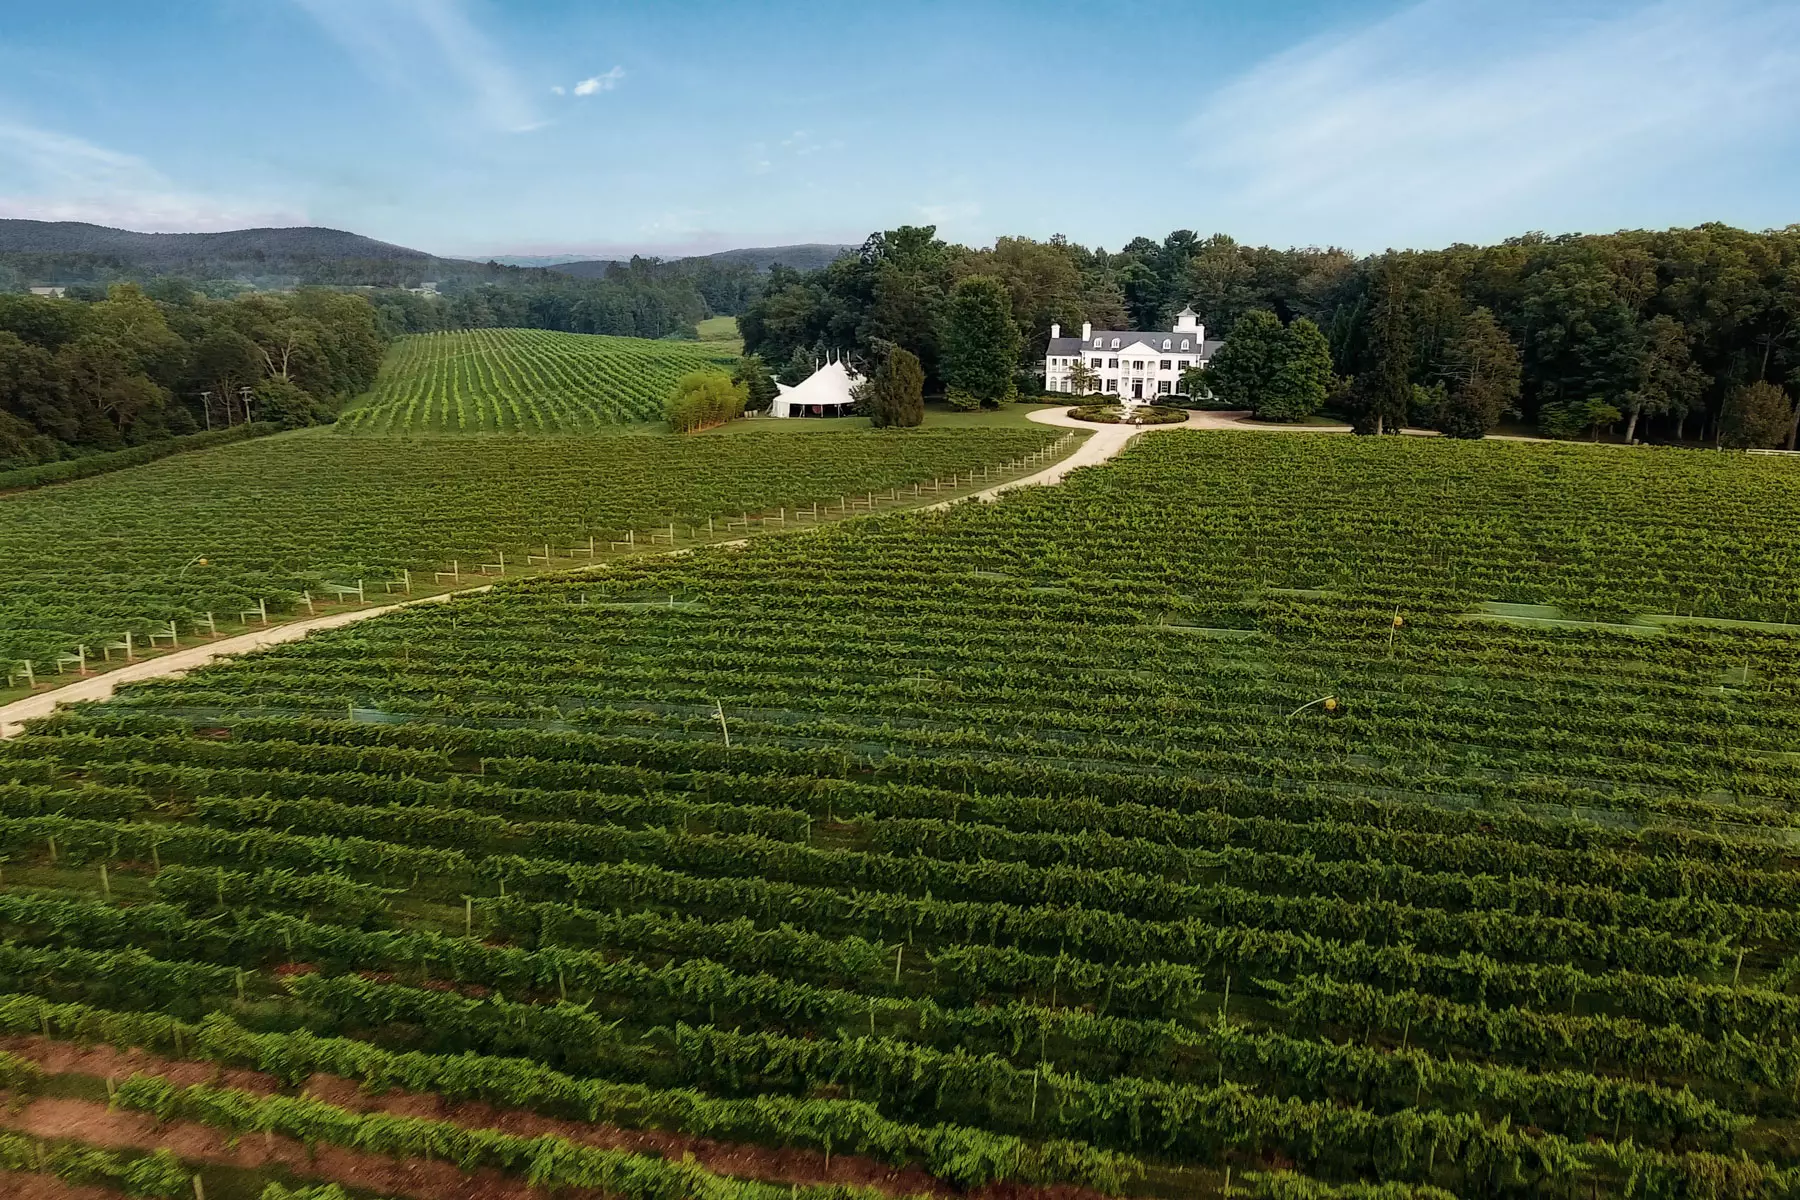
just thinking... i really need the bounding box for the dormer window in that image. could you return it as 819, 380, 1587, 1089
1092, 337, 1102, 348
1180, 340, 1190, 350
1162, 339, 1171, 349
1110, 337, 1120, 349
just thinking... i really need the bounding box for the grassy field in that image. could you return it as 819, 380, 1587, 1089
5, 431, 1800, 1198
696, 313, 745, 355
337, 328, 737, 434
0, 426, 1069, 694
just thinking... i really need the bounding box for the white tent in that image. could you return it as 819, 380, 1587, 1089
769, 358, 861, 418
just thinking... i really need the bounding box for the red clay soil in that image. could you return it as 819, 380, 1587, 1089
0, 1094, 606, 1200
0, 1169, 122, 1200
0, 1037, 1110, 1200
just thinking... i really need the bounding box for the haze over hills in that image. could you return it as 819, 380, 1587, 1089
548, 244, 854, 277
0, 220, 851, 284
0, 220, 434, 265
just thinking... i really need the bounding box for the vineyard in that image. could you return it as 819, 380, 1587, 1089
336, 328, 739, 434
0, 427, 1066, 681
3, 432, 1800, 1198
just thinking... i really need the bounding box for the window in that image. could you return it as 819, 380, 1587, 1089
1158, 380, 1172, 395
1180, 340, 1190, 350
1104, 378, 1118, 393
1108, 358, 1118, 368
1110, 337, 1120, 349
1090, 357, 1101, 368
1132, 360, 1143, 370
1162, 339, 1172, 350
1178, 359, 1190, 369
1093, 337, 1102, 348
1160, 360, 1172, 371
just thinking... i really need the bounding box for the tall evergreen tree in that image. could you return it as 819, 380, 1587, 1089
1720, 380, 1793, 449
731, 354, 780, 412
940, 276, 1021, 409
1352, 267, 1413, 435
857, 346, 925, 428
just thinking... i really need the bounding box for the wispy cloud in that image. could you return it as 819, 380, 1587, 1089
291, 0, 542, 133
1188, 0, 1800, 249
916, 200, 981, 228
0, 119, 303, 231
571, 67, 625, 96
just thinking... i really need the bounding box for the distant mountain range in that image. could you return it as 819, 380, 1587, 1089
547, 244, 854, 276
0, 220, 852, 283
0, 220, 433, 265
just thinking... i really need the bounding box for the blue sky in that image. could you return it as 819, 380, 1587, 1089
1, 0, 1797, 258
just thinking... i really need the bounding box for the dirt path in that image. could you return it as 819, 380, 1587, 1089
940, 407, 1198, 507
1, 437, 1094, 740
0, 1037, 1102, 1200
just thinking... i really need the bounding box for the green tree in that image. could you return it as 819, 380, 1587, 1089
1350, 266, 1412, 435
252, 376, 329, 429
665, 370, 747, 433
1538, 397, 1624, 441
1258, 317, 1333, 422
1068, 360, 1100, 396
857, 346, 925, 428
1199, 308, 1282, 411
1621, 315, 1704, 444
941, 275, 1021, 409
1719, 380, 1793, 449
1434, 307, 1522, 439
732, 354, 779, 411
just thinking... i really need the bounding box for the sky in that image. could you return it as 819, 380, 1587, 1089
0, 0, 1797, 259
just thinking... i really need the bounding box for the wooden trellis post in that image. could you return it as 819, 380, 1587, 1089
54, 646, 88, 676
608, 530, 635, 551
195, 613, 218, 637
385, 569, 412, 594
527, 545, 553, 565
238, 600, 268, 627
478, 552, 506, 576
147, 620, 179, 649
6, 661, 33, 689
435, 561, 462, 584
564, 537, 596, 558
103, 631, 135, 661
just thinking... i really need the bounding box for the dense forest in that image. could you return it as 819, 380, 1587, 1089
366, 256, 765, 340
0, 283, 383, 468
742, 223, 1800, 443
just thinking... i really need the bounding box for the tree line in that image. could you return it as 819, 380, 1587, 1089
365, 255, 764, 342
740, 223, 1800, 443
0, 283, 383, 468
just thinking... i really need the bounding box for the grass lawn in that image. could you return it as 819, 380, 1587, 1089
695, 315, 744, 355
699, 400, 1066, 435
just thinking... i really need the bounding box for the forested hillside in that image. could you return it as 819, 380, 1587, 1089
744, 223, 1800, 444
0, 284, 383, 468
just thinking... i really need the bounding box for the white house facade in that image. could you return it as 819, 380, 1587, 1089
1043, 307, 1224, 401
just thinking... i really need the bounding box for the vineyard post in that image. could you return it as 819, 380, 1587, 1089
99, 862, 110, 897
714, 701, 731, 748
302, 591, 315, 616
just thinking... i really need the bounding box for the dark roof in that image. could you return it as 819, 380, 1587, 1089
1047, 331, 1216, 356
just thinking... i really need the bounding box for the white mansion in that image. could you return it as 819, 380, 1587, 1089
1043, 307, 1223, 400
